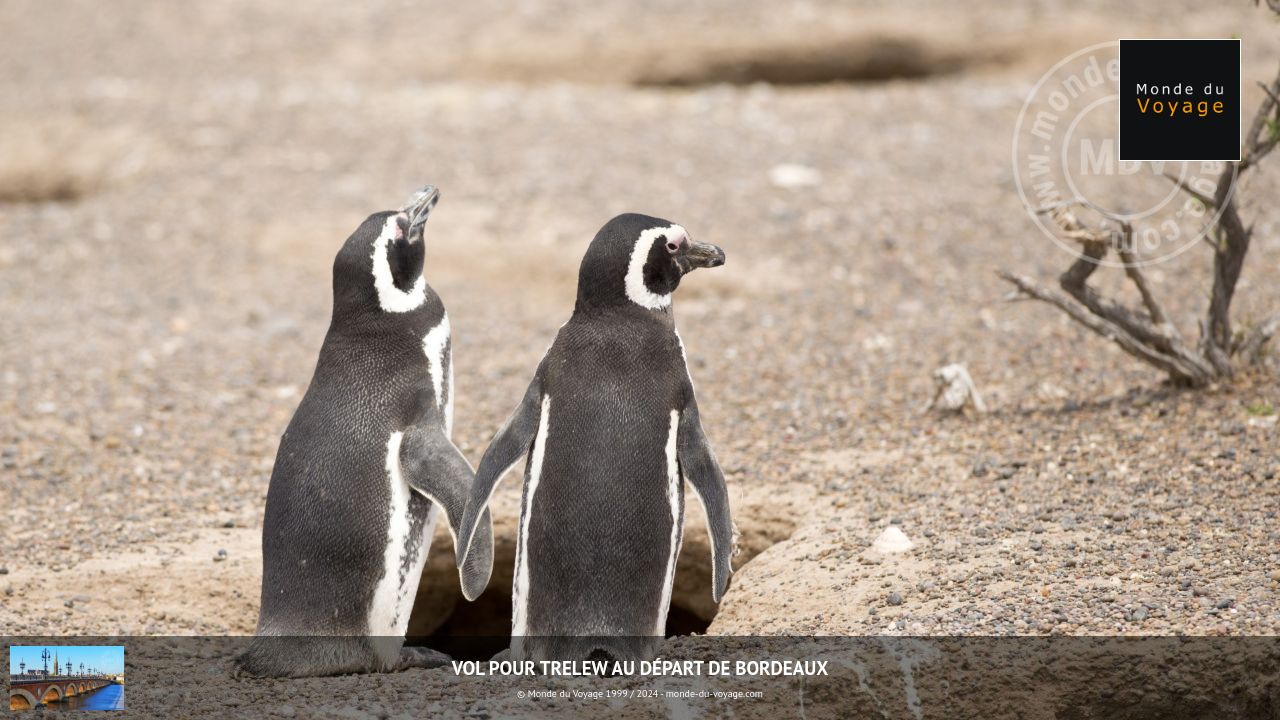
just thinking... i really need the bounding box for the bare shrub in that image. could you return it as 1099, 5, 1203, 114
1000, 60, 1280, 387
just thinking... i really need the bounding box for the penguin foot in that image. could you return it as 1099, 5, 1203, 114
395, 646, 452, 671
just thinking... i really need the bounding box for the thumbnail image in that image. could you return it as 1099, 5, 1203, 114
8, 646, 125, 712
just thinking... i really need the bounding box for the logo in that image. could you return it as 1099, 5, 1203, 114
1012, 42, 1239, 267
1120, 39, 1241, 161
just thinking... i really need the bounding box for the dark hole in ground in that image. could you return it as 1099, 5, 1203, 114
415, 584, 713, 661
634, 36, 1016, 87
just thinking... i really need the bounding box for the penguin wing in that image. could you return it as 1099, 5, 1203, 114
399, 426, 494, 601
455, 371, 543, 569
678, 393, 735, 603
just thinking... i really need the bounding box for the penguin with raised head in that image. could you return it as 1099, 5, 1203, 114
455, 213, 734, 663
235, 186, 494, 678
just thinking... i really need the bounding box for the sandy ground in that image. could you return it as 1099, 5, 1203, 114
3, 0, 1280, 715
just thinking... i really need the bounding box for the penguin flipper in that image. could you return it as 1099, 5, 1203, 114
399, 427, 495, 601
677, 395, 735, 603
456, 373, 543, 568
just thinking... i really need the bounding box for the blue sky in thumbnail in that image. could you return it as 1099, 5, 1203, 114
9, 646, 124, 675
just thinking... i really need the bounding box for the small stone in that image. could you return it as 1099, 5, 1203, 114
887, 592, 903, 606
1215, 598, 1235, 610
214, 549, 228, 562
1192, 586, 1210, 597
768, 163, 823, 189
0, 566, 8, 575
928, 364, 985, 414
872, 526, 915, 554
1128, 607, 1149, 621
1269, 570, 1280, 582
277, 705, 296, 718
222, 520, 236, 528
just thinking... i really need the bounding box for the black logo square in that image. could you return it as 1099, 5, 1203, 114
1119, 39, 1240, 161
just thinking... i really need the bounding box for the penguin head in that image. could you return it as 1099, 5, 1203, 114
331, 186, 440, 315
575, 213, 726, 312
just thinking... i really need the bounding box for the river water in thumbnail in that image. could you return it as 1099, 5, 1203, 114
55, 684, 125, 711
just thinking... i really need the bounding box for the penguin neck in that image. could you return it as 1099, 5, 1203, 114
573, 296, 676, 327
329, 288, 443, 343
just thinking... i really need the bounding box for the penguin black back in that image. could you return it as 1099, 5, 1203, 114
237, 187, 494, 678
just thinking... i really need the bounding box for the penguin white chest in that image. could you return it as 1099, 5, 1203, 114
368, 431, 438, 638
421, 313, 453, 435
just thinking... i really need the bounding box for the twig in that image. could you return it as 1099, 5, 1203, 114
1237, 313, 1280, 361
1115, 233, 1174, 335
1034, 198, 1130, 225
1241, 63, 1280, 171
1160, 172, 1216, 209
1259, 79, 1280, 109
998, 271, 1213, 385
1054, 240, 1186, 354
1204, 62, 1280, 370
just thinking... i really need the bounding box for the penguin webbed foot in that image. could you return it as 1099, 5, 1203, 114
395, 645, 453, 671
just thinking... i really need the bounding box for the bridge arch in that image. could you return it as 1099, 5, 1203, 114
41, 684, 63, 703
64, 682, 78, 697
10, 689, 38, 711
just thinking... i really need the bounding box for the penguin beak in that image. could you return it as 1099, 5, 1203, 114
681, 242, 726, 273
399, 185, 440, 243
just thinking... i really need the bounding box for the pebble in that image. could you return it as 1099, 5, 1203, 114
1215, 598, 1235, 610
214, 549, 228, 562
887, 592, 903, 606
768, 163, 822, 189
0, 566, 7, 574
1270, 570, 1280, 582
871, 526, 915, 554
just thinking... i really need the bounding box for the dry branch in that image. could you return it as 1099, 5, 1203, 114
1000, 51, 1280, 386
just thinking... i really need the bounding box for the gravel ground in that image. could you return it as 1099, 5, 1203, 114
2, 0, 1279, 714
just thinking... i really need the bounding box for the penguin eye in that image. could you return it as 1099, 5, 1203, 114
662, 236, 680, 253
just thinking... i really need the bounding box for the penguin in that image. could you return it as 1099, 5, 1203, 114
455, 213, 734, 663
234, 186, 494, 678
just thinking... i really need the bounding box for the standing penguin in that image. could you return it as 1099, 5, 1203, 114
456, 213, 734, 663
235, 187, 494, 678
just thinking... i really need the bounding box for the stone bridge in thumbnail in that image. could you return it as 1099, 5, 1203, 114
9, 676, 117, 710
